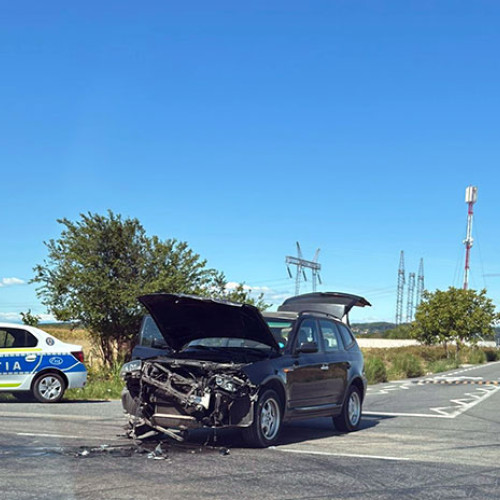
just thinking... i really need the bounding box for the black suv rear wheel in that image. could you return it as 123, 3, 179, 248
333, 385, 362, 432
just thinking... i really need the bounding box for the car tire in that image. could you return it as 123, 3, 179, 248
121, 388, 141, 417
32, 372, 66, 403
242, 389, 282, 448
333, 385, 362, 432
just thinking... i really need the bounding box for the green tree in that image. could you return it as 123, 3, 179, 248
20, 309, 40, 327
412, 287, 500, 357
385, 324, 413, 339
32, 211, 270, 367
32, 211, 223, 366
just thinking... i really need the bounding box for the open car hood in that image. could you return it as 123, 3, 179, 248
277, 292, 371, 321
138, 294, 280, 352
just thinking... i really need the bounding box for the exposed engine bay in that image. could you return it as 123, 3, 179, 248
124, 357, 259, 439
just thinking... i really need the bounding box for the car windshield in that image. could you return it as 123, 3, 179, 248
179, 317, 295, 351
185, 337, 273, 350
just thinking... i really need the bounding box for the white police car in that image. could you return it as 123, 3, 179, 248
0, 322, 87, 403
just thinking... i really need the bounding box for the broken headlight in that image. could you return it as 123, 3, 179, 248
215, 375, 238, 392
120, 360, 143, 379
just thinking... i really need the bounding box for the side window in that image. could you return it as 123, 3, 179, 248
295, 319, 320, 349
319, 320, 342, 352
337, 323, 356, 349
0, 328, 38, 348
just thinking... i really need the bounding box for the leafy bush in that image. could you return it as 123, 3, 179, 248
482, 348, 499, 362
427, 359, 460, 374
364, 357, 388, 384
390, 353, 424, 379
467, 349, 487, 365
65, 363, 124, 401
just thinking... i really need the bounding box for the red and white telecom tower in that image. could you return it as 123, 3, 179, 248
463, 186, 478, 290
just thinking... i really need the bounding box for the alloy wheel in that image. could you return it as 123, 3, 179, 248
260, 397, 280, 440
38, 376, 63, 401
348, 390, 361, 426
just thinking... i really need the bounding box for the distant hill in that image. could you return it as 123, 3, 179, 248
351, 322, 396, 336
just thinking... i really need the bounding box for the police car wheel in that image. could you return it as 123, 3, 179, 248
33, 373, 66, 403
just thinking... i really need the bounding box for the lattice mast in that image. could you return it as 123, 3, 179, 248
406, 272, 416, 322
416, 258, 425, 308
395, 250, 405, 325
286, 242, 322, 295
463, 186, 478, 290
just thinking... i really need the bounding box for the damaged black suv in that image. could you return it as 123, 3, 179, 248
121, 292, 370, 448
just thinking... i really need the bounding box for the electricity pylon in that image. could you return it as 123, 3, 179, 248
286, 242, 322, 295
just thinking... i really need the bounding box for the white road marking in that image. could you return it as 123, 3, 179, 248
429, 385, 500, 418
366, 385, 500, 419
0, 411, 118, 421
433, 376, 484, 381
274, 447, 411, 461
367, 383, 413, 396
364, 411, 453, 419
1, 429, 120, 441
16, 432, 85, 439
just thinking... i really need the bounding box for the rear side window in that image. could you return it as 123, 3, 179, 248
0, 328, 38, 348
337, 323, 356, 349
318, 319, 342, 352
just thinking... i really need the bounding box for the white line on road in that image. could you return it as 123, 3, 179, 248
16, 432, 86, 439
0, 411, 120, 421
1, 430, 118, 441
364, 385, 500, 419
363, 411, 453, 419
429, 385, 500, 418
274, 447, 412, 461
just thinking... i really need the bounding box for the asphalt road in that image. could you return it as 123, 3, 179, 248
1, 361, 500, 500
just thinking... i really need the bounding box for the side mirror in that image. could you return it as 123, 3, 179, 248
297, 341, 319, 354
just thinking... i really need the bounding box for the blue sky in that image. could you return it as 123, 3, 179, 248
1, 1, 499, 323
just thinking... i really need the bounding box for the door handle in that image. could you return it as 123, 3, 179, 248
320, 364, 329, 371
25, 354, 37, 362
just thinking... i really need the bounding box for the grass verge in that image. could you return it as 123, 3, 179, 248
65, 364, 124, 401
362, 345, 498, 385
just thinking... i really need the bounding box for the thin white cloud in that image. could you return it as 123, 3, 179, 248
38, 313, 57, 323
0, 312, 56, 323
225, 282, 271, 293
266, 291, 291, 302
0, 277, 25, 287
0, 312, 22, 321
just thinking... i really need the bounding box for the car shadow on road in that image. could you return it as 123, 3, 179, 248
276, 415, 389, 446
182, 414, 392, 449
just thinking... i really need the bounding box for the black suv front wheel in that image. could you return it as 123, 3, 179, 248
242, 389, 282, 448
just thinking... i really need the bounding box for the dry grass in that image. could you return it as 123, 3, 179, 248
362, 344, 497, 383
